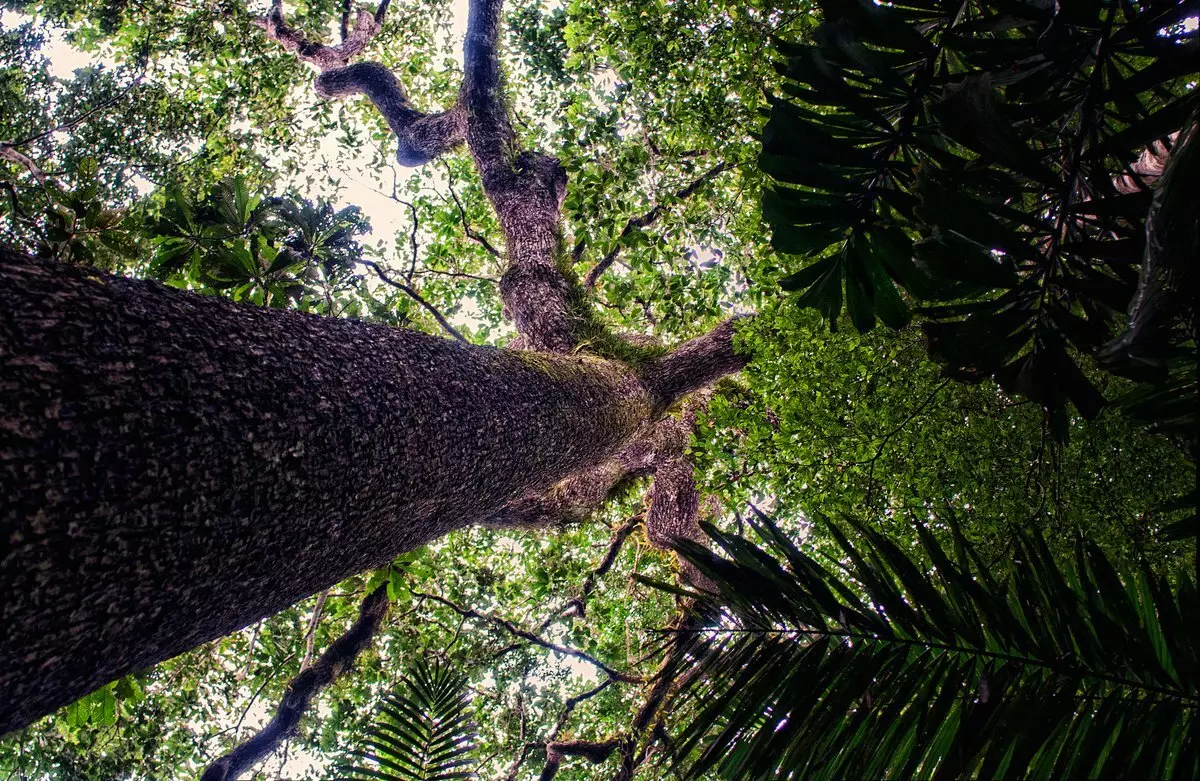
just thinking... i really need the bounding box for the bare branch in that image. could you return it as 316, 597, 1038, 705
400, 198, 419, 284
583, 161, 729, 289
416, 268, 498, 284
532, 609, 704, 781
200, 586, 390, 781
257, 0, 465, 167
0, 143, 47, 184
373, 0, 392, 24
298, 589, 330, 672
504, 679, 615, 781
414, 590, 644, 684
5, 74, 145, 154
359, 259, 468, 343
443, 164, 501, 257
536, 515, 641, 631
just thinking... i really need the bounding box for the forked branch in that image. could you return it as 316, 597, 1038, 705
583, 161, 729, 288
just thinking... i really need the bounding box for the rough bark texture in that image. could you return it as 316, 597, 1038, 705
482, 421, 661, 529
0, 249, 655, 734
461, 0, 579, 353
639, 317, 748, 409
0, 0, 752, 741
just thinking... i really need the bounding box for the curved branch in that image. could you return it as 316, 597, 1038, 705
462, 0, 578, 352
359, 259, 468, 343
200, 585, 390, 781
0, 143, 46, 184
257, 0, 465, 167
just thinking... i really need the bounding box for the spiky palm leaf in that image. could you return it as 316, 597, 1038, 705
662, 509, 1198, 779
339, 660, 478, 781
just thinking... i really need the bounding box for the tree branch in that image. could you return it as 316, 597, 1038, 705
539, 739, 621, 781
443, 164, 501, 257
200, 585, 390, 781
297, 589, 330, 672
639, 316, 749, 410
583, 161, 729, 289
0, 143, 47, 184
533, 609, 703, 781
536, 515, 641, 630
359, 259, 468, 343
257, 0, 465, 167
462, 0, 578, 353
637, 393, 719, 592
414, 591, 644, 684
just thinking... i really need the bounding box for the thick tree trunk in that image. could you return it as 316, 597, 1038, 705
0, 249, 655, 734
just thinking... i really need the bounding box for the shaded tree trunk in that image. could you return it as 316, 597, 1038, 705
0, 249, 660, 734
0, 0, 750, 747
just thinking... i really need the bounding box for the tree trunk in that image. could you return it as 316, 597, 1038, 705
0, 249, 655, 734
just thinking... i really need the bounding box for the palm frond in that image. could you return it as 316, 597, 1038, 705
338, 660, 478, 781
662, 509, 1198, 779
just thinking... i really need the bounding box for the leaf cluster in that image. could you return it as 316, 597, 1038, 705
339, 660, 479, 781
145, 176, 378, 313
761, 0, 1198, 438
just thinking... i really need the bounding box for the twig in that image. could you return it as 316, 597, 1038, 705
401, 199, 419, 284
415, 268, 498, 283
443, 164, 501, 257
359, 258, 468, 342
238, 621, 263, 682
583, 161, 729, 288
536, 514, 641, 632
413, 591, 644, 684
200, 585, 391, 781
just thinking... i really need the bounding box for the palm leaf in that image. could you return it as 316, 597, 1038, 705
338, 660, 478, 781
660, 510, 1198, 780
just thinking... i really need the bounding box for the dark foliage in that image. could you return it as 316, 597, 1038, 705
339, 660, 479, 780
760, 0, 1198, 441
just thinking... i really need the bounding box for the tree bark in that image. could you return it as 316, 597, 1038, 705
0, 249, 656, 735
0, 0, 751, 741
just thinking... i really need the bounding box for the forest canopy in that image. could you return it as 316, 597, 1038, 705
0, 0, 1196, 778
